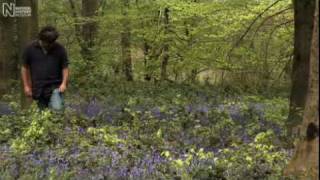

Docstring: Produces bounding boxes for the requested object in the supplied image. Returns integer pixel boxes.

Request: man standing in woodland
[21,26,69,109]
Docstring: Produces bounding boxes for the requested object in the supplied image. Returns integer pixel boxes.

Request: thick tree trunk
[121,0,133,81]
[284,0,319,178]
[287,0,317,134]
[0,2,16,96]
[16,0,38,47]
[160,7,169,81]
[16,0,38,108]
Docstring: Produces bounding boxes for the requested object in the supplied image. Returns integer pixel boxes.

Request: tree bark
[16,0,38,108]
[143,41,151,81]
[121,0,133,81]
[287,0,317,134]
[81,0,98,64]
[284,0,319,178]
[0,1,16,96]
[160,7,170,81]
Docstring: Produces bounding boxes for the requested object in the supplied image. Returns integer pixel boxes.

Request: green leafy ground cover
[0,83,294,179]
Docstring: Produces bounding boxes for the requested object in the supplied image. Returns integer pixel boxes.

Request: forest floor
[0,82,294,179]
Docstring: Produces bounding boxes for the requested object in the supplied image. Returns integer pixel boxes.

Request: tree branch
[227,0,285,59]
[251,6,293,43]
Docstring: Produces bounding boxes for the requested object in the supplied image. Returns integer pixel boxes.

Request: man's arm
[21,65,32,97]
[59,67,69,93]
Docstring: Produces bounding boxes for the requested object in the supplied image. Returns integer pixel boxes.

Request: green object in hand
[49,89,64,111]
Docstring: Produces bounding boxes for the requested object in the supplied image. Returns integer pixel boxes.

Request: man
[21,26,69,109]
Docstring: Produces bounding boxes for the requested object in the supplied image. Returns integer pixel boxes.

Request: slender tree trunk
[134,0,150,81]
[287,0,317,135]
[121,0,133,81]
[16,0,38,108]
[143,41,151,81]
[284,0,319,178]
[81,0,98,64]
[160,7,169,81]
[68,0,81,44]
[0,1,16,96]
[185,20,198,83]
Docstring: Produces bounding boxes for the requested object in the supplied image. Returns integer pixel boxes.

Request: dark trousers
[34,95,50,109]
[33,86,55,110]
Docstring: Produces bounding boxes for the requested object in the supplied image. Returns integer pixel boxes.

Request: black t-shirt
[22,40,69,98]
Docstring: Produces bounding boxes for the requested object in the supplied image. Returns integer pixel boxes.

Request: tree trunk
[284,0,319,178]
[287,0,317,134]
[121,0,133,81]
[0,1,16,96]
[160,7,169,81]
[16,0,39,108]
[81,0,98,64]
[143,41,151,81]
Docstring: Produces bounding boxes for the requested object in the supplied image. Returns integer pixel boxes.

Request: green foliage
[37,0,293,94]
[0,0,297,179]
[8,105,64,154]
[0,88,293,179]
[87,126,124,146]
[214,132,290,179]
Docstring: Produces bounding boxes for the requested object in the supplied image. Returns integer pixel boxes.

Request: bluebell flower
[185,104,193,113]
[117,167,129,178]
[130,166,142,177]
[0,102,15,115]
[84,98,103,119]
[242,133,251,144]
[151,107,161,119]
[78,127,85,134]
[197,105,209,114]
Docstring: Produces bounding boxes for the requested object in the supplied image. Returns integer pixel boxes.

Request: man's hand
[58,83,67,93]
[59,68,69,93]
[24,86,32,97]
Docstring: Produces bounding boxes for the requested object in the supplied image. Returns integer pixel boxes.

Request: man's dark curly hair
[38,25,59,43]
